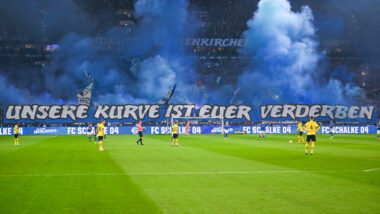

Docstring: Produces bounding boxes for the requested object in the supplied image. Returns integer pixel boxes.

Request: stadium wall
[0,125,377,136]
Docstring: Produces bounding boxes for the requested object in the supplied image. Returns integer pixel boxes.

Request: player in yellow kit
[303,117,320,155]
[171,121,179,147]
[14,123,20,146]
[98,120,106,151]
[296,120,305,144]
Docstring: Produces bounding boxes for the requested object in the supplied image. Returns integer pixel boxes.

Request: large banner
[0,125,377,136]
[2,104,377,123]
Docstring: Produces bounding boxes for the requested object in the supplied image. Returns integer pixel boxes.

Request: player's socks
[99,141,104,151]
[263,135,265,140]
[305,144,309,154]
[140,139,144,145]
[311,144,315,154]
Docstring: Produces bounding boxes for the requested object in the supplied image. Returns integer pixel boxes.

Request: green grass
[0,134,379,213]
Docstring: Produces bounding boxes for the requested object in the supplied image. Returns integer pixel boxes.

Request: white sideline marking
[363,168,380,172]
[0,170,364,177]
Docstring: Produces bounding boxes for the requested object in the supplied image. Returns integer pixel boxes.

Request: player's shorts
[14,134,19,138]
[138,131,143,137]
[330,129,334,134]
[260,130,265,134]
[377,130,380,135]
[306,135,316,142]
[98,136,104,141]
[224,129,229,134]
[298,131,303,136]
[173,134,178,139]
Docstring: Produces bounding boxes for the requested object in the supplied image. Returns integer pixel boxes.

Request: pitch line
[0,170,368,177]
[362,168,380,172]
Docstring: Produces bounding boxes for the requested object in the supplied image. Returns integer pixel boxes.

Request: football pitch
[0,134,379,213]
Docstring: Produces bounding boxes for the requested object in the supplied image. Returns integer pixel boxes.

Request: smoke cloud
[0,0,199,106]
[0,0,369,108]
[237,0,363,105]
[130,0,200,103]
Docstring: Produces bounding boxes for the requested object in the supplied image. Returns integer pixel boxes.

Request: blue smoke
[0,0,200,106]
[0,0,368,107]
[237,0,363,106]
[0,75,65,105]
[129,0,200,103]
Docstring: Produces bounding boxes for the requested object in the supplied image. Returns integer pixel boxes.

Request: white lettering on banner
[77,127,87,135]
[149,105,160,118]
[185,38,245,47]
[260,105,272,118]
[244,126,251,134]
[282,127,291,134]
[109,127,119,135]
[151,127,159,135]
[282,105,296,120]
[295,105,309,118]
[68,127,76,135]
[198,105,212,118]
[270,105,282,118]
[260,104,375,120]
[6,105,89,121]
[360,127,369,134]
[160,127,169,135]
[348,106,359,118]
[359,106,374,119]
[192,127,201,134]
[0,128,12,135]
[4,104,373,122]
[95,37,245,48]
[335,106,349,119]
[0,125,377,136]
[20,105,38,120]
[321,126,370,134]
[320,105,335,118]
[109,106,123,119]
[309,105,322,117]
